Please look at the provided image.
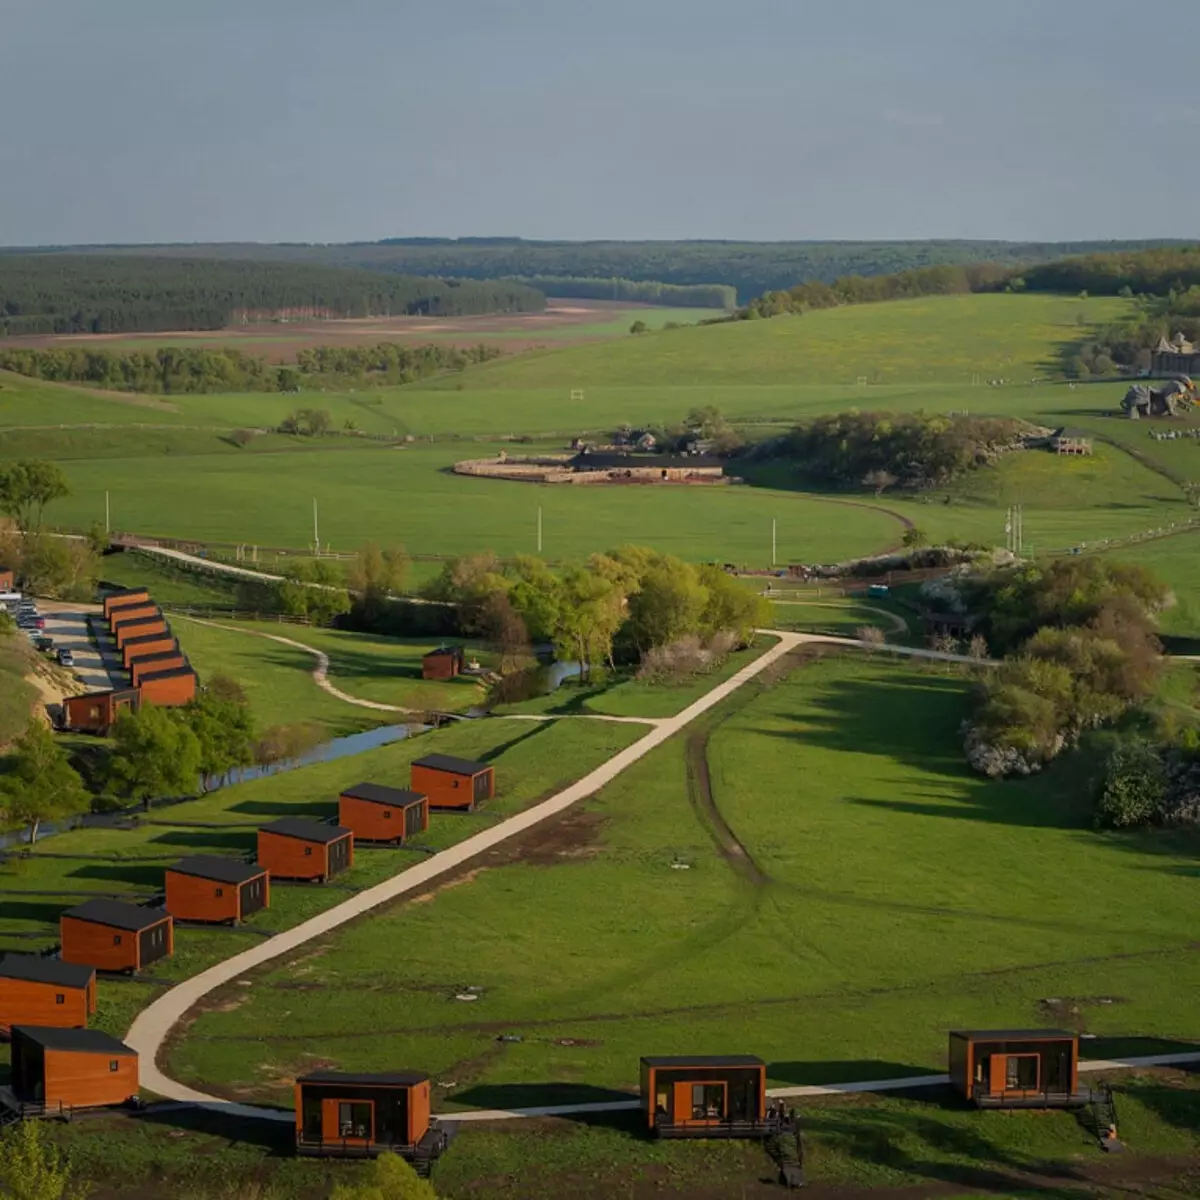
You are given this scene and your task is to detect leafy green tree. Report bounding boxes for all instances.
[626,557,709,653]
[696,565,771,644]
[1095,738,1166,829]
[0,1119,89,1200]
[628,319,648,334]
[0,460,70,533]
[329,1151,437,1199]
[901,526,929,549]
[279,560,351,626]
[106,706,202,809]
[182,682,256,792]
[0,720,90,846]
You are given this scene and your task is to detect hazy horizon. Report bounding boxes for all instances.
[2,0,1198,246]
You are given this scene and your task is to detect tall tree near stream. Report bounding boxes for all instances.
[0,720,89,846]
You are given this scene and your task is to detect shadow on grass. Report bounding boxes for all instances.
[0,899,68,926]
[228,798,332,818]
[447,1082,642,1133]
[769,1060,936,1087]
[134,1103,295,1154]
[475,722,553,764]
[1086,1035,1200,1062]
[149,829,257,852]
[70,862,169,888]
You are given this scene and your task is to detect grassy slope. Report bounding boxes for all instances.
[0,626,37,747]
[169,655,1200,1109]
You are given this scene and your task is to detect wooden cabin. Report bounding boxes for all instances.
[115,614,169,650]
[165,856,270,925]
[138,665,197,707]
[61,688,140,734]
[640,1055,771,1137]
[338,783,429,844]
[60,900,173,974]
[102,587,150,620]
[410,754,495,812]
[421,645,465,681]
[108,603,160,634]
[295,1070,444,1167]
[257,819,354,883]
[7,1025,139,1114]
[130,649,188,688]
[123,631,180,670]
[0,566,14,592]
[948,1030,1089,1108]
[0,955,96,1035]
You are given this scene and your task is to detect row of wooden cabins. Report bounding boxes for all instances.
[62,588,198,734]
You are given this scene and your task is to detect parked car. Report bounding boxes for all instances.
[35,636,55,653]
[32,616,46,630]
[56,648,74,667]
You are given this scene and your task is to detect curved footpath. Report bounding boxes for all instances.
[131,628,1167,1126]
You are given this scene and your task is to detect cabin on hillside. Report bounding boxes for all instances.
[7,1026,139,1115]
[130,649,188,687]
[640,1055,783,1138]
[123,631,180,670]
[421,646,465,681]
[257,819,353,883]
[164,856,270,925]
[108,602,160,634]
[138,665,198,707]
[0,956,96,1035]
[102,587,150,620]
[570,449,726,482]
[338,783,429,845]
[0,567,14,592]
[60,900,173,974]
[1049,428,1093,456]
[1152,332,1200,376]
[410,754,495,812]
[61,688,140,734]
[115,614,169,650]
[295,1070,445,1167]
[949,1029,1089,1108]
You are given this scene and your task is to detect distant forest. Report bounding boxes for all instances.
[0,256,545,336]
[0,342,498,394]
[9,238,1191,304]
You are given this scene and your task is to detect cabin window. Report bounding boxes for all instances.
[109,1060,120,1072]
[1005,1054,1039,1090]
[214,887,224,898]
[55,994,65,1005]
[452,779,460,788]
[113,935,122,945]
[304,846,313,856]
[383,810,392,819]
[338,1101,372,1140]
[691,1083,726,1120]
[89,707,100,719]
[655,1085,670,1116]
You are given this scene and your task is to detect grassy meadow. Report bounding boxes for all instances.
[168,654,1200,1109]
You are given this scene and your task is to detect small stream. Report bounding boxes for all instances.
[0,721,422,851]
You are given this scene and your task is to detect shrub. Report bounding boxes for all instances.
[1095,738,1166,828]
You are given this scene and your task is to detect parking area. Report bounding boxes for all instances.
[36,600,128,694]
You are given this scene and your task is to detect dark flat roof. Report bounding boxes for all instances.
[124,633,178,649]
[62,899,171,932]
[137,666,196,684]
[572,452,724,470]
[12,1026,135,1055]
[341,782,426,808]
[413,753,491,777]
[66,688,139,704]
[168,855,266,885]
[423,646,462,658]
[260,818,351,844]
[298,1070,428,1087]
[0,954,95,989]
[641,1055,765,1068]
[950,1029,1076,1041]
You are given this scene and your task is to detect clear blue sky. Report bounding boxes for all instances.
[2,0,1197,245]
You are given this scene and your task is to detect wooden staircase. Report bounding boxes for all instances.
[1089,1083,1124,1153]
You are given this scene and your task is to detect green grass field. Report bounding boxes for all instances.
[0,626,37,747]
[168,654,1200,1111]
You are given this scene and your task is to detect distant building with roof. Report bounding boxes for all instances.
[1049,428,1093,456]
[1152,332,1200,376]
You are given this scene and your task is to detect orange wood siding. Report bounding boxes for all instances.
[337,795,428,842]
[0,568,14,591]
[103,591,149,619]
[116,618,169,649]
[165,870,241,923]
[43,1049,139,1109]
[108,604,159,633]
[63,694,114,733]
[0,979,93,1035]
[139,671,197,707]
[408,1078,431,1143]
[60,915,172,972]
[410,764,492,811]
[257,831,352,881]
[131,654,186,687]
[123,634,178,669]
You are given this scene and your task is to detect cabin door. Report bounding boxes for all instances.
[991,1053,1039,1095]
[675,1081,727,1124]
[325,1098,373,1145]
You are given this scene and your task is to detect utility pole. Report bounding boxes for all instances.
[772,518,777,567]
[104,491,110,535]
[313,497,320,557]
[537,506,543,554]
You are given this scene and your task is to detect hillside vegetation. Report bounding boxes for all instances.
[0,255,545,336]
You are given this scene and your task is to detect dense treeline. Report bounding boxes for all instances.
[509,276,735,309]
[1017,247,1200,296]
[14,239,1190,304]
[779,412,1028,491]
[0,341,496,394]
[0,255,544,336]
[1065,287,1200,377]
[738,263,1013,319]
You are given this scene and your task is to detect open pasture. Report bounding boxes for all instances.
[168,654,1200,1108]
